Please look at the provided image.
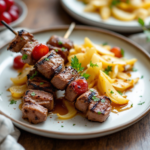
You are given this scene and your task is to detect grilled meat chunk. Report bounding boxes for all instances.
[21,41,39,65]
[27,69,55,93]
[7,30,35,52]
[86,96,111,122]
[23,89,54,111]
[22,102,48,124]
[75,89,99,113]
[35,50,65,79]
[47,44,68,63]
[65,77,87,102]
[51,66,78,90]
[47,35,74,50]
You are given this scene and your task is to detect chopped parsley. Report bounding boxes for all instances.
[90,61,98,67]
[61,125,64,127]
[73,124,76,126]
[140,96,142,97]
[138,102,145,105]
[61,47,66,51]
[102,42,108,46]
[127,79,131,81]
[118,91,123,95]
[98,111,101,115]
[40,82,44,85]
[101,99,105,103]
[90,89,94,92]
[45,58,49,61]
[31,92,36,96]
[22,54,28,60]
[141,75,144,79]
[132,68,138,72]
[21,38,23,40]
[110,0,120,8]
[10,100,17,105]
[110,90,114,94]
[55,49,58,52]
[71,56,90,80]
[58,41,63,45]
[18,72,22,76]
[121,48,124,57]
[30,71,38,79]
[103,66,112,75]
[131,104,133,107]
[92,95,99,101]
[30,42,32,44]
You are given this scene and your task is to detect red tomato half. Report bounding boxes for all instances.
[13,55,25,69]
[110,47,123,58]
[5,0,14,10]
[0,1,6,14]
[8,9,18,21]
[32,44,49,60]
[72,78,88,95]
[0,12,12,24]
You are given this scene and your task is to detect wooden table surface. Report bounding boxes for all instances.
[17,0,150,150]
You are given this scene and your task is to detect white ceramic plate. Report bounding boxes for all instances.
[0,0,27,31]
[0,26,150,139]
[61,0,150,32]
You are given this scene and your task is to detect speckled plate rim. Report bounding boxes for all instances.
[0,25,150,136]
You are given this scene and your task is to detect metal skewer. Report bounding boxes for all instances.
[64,22,75,39]
[1,20,17,35]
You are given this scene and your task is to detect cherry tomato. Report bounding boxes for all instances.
[5,0,14,10]
[0,0,6,14]
[13,55,25,69]
[8,9,18,21]
[110,47,123,58]
[32,44,49,60]
[0,12,12,24]
[9,5,19,14]
[72,78,88,95]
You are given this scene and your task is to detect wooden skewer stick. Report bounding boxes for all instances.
[64,22,75,39]
[1,20,17,35]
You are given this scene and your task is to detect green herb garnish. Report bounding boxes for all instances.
[121,48,124,57]
[103,66,112,75]
[110,90,114,94]
[102,42,108,46]
[58,41,63,45]
[61,47,66,51]
[40,82,44,85]
[45,58,49,61]
[131,104,133,107]
[101,99,105,103]
[10,100,17,105]
[18,72,22,76]
[61,125,64,127]
[132,68,138,72]
[118,91,123,95]
[55,49,58,52]
[90,61,98,67]
[141,75,144,79]
[138,102,145,105]
[73,124,76,126]
[92,95,99,101]
[81,73,90,80]
[90,89,94,92]
[140,96,142,97]
[31,92,36,96]
[110,0,120,7]
[97,111,101,115]
[30,71,38,79]
[22,54,28,60]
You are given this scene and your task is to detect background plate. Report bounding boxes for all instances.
[61,0,150,32]
[0,26,150,139]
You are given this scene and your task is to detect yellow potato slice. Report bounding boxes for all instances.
[91,0,108,8]
[9,84,27,98]
[112,7,136,21]
[57,100,77,120]
[110,65,118,79]
[98,70,129,105]
[84,3,96,12]
[100,6,111,20]
[134,8,148,20]
[117,72,131,80]
[10,64,33,85]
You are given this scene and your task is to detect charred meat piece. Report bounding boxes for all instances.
[23,89,54,111]
[47,35,74,50]
[35,50,65,79]
[75,89,99,113]
[86,96,111,123]
[65,77,88,102]
[21,41,39,65]
[51,66,78,90]
[27,69,55,93]
[7,30,35,52]
[22,102,48,124]
[47,44,68,63]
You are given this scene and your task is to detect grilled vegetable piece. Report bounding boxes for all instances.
[20,41,39,65]
[27,69,55,93]
[47,44,68,63]
[23,89,54,111]
[86,96,111,122]
[65,77,88,102]
[75,89,99,113]
[51,66,78,90]
[7,30,35,52]
[46,35,74,50]
[35,50,65,79]
[22,102,48,124]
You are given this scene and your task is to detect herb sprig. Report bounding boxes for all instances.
[10,100,17,105]
[103,66,112,75]
[90,61,98,67]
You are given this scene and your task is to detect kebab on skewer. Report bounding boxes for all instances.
[2,21,112,124]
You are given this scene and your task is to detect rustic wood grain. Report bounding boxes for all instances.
[17,0,150,150]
